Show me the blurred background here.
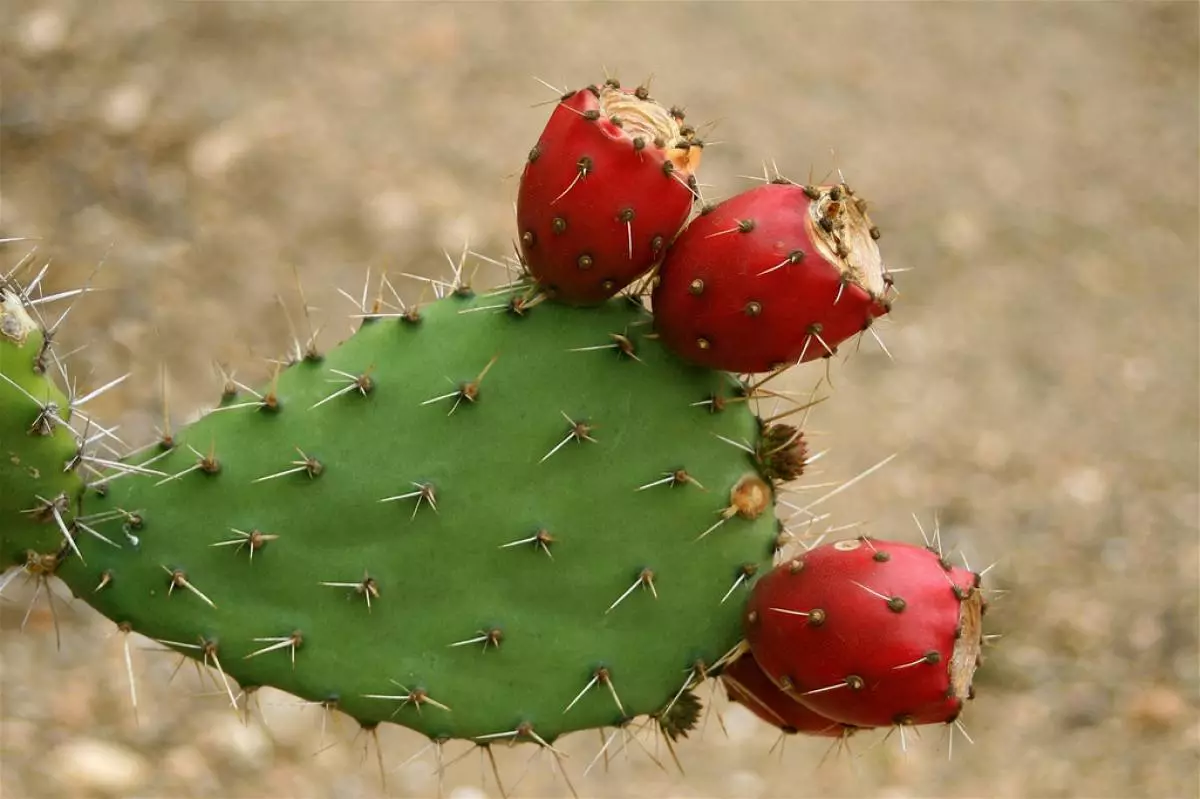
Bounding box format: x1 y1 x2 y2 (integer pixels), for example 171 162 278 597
1 2 1197 797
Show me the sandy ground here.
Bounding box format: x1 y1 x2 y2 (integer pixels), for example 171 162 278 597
1 2 1197 797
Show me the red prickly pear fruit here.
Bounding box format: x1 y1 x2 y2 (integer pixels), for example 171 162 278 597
743 537 984 729
517 82 701 306
650 182 894 373
722 650 864 738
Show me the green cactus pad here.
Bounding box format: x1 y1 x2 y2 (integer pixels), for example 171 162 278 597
54 286 780 742
0 286 84 564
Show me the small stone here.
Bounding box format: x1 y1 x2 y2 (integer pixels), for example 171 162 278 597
972 430 1011 471
726 769 766 798
1061 467 1107 506
1120 356 1155 392
1061 681 1109 729
164 745 218 791
189 125 251 180
102 83 152 135
49 738 148 794
448 787 490 799
1125 685 1188 732
363 189 419 236
2 719 36 757
721 703 761 745
197 713 273 768
396 755 439 796
19 8 69 58
937 210 984 254
437 214 477 254
246 687 309 748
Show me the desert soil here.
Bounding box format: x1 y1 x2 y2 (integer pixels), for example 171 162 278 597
1 2 1197 798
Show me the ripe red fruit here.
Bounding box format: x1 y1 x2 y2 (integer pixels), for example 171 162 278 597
517 82 700 306
651 182 894 373
744 537 984 729
721 650 863 738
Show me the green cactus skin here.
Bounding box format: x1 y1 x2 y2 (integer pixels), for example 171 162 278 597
0 285 85 566
47 285 781 743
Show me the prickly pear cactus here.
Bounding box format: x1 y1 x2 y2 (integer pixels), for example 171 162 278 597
4 272 782 743
0 72 993 792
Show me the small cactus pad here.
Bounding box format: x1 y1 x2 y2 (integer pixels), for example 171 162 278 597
54 285 780 742
1 285 84 562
